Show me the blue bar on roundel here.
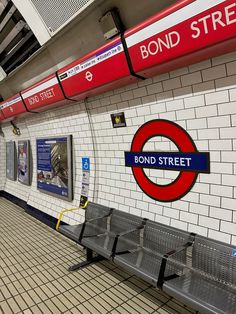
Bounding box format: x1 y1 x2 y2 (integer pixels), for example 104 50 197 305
125 152 210 173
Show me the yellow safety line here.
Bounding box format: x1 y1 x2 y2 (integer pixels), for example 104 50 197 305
56 200 89 231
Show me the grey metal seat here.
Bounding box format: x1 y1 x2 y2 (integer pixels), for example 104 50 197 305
114 220 193 287
81 209 145 259
59 202 112 242
60 203 236 314
59 224 83 242
163 235 236 314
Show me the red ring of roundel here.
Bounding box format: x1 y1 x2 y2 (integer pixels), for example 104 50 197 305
131 119 198 202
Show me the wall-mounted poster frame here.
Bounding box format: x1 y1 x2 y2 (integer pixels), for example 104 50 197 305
6 141 17 181
18 140 31 186
36 135 73 201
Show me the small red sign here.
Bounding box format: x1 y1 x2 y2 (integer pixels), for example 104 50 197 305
58 39 135 100
0 94 26 119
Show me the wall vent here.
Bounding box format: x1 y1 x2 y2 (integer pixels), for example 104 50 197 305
0 0 40 76
30 0 95 34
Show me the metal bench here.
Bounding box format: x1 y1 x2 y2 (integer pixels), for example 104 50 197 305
59 203 236 314
60 203 195 281
163 235 236 314
60 205 147 271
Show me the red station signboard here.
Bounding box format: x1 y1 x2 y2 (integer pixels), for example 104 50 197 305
21 74 68 112
125 0 236 77
1 0 236 121
0 94 27 120
58 38 137 100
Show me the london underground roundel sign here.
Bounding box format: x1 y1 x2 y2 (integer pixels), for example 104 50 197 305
125 120 210 202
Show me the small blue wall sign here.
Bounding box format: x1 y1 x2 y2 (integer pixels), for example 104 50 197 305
82 157 90 171
232 250 236 257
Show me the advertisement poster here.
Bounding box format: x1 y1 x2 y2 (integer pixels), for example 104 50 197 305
18 140 31 185
36 136 73 201
6 141 17 181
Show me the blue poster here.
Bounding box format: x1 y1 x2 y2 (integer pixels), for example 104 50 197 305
36 136 73 201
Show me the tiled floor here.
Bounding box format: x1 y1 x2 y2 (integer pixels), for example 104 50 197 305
0 197 199 314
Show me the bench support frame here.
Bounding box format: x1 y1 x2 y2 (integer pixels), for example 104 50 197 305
68 248 104 271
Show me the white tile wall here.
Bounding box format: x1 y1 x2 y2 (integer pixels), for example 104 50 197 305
0 51 236 244
202 65 226 81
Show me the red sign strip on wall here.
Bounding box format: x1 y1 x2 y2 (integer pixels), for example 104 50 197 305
125 0 236 77
58 38 137 100
1 0 236 122
0 109 5 121
0 94 27 119
21 74 68 111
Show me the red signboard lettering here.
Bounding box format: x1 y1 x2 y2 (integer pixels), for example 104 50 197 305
21 75 66 111
126 0 236 75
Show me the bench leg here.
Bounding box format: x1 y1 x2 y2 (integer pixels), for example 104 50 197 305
68 248 104 271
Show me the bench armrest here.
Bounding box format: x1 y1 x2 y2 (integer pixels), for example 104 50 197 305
157 233 196 288
79 209 114 242
165 241 193 258
86 214 110 224
118 224 144 237
56 207 80 231
111 223 146 257
117 218 148 238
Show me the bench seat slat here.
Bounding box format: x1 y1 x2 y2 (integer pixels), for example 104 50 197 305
81 231 139 259
59 224 83 242
163 271 236 314
114 220 191 287
114 248 183 287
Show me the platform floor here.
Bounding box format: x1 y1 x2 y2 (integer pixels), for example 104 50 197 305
0 197 199 314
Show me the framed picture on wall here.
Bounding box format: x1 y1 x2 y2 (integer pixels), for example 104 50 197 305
18 140 31 186
36 135 73 201
6 141 17 181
